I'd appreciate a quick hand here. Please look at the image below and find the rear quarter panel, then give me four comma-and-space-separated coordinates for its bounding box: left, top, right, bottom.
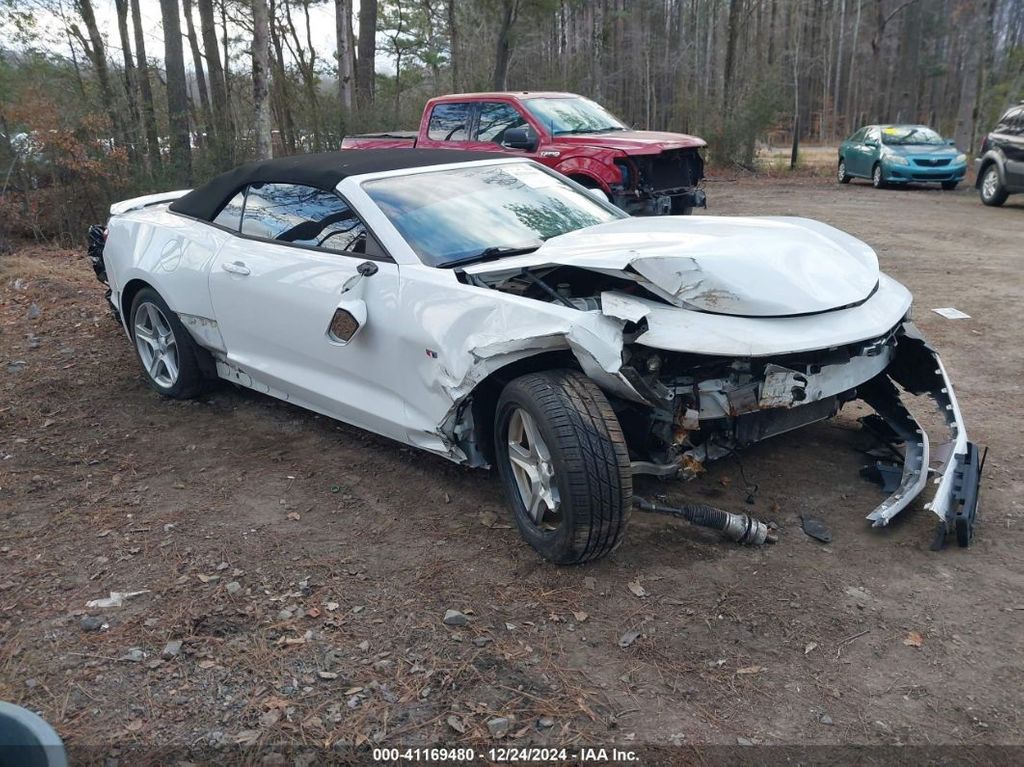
105, 207, 228, 327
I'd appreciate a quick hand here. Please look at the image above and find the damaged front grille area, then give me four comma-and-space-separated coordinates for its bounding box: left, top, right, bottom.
613, 148, 706, 215
618, 331, 899, 475
619, 322, 982, 548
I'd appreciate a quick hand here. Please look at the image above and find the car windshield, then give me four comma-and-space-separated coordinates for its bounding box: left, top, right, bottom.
362, 163, 624, 267
881, 126, 945, 145
523, 97, 628, 135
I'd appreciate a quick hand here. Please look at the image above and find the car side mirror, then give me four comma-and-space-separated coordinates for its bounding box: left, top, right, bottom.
864, 140, 878, 148
341, 260, 378, 295
330, 261, 378, 344
502, 126, 538, 152
946, 138, 956, 146
328, 302, 367, 344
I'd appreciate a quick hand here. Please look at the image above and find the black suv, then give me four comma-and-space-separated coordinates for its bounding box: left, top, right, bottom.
976, 102, 1024, 206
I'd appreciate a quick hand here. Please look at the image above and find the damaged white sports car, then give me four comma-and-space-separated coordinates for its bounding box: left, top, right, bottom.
88, 150, 981, 564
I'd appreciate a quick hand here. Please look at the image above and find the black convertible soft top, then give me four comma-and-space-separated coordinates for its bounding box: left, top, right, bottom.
169, 149, 504, 221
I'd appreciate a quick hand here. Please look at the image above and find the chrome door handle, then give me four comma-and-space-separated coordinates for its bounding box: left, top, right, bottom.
222, 261, 250, 276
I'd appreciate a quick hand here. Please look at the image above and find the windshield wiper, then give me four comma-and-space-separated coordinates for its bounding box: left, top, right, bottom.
440, 245, 541, 269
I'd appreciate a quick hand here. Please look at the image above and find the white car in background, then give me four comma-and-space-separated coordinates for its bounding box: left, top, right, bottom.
88, 150, 981, 563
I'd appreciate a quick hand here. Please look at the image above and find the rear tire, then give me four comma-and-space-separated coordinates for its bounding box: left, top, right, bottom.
979, 165, 1008, 206
837, 158, 851, 184
129, 288, 204, 399
494, 370, 632, 565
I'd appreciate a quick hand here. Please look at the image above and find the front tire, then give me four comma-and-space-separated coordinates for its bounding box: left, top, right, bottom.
837, 158, 851, 184
494, 370, 632, 565
130, 288, 204, 399
941, 180, 958, 191
872, 163, 885, 189
979, 165, 1008, 206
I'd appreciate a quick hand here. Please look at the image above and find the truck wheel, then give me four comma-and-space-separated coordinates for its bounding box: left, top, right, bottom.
130, 287, 204, 399
494, 370, 632, 564
979, 165, 1007, 206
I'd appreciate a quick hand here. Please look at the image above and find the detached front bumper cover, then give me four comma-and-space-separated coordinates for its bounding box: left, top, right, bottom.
860, 323, 982, 547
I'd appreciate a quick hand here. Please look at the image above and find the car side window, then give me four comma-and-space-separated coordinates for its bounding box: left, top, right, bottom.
427, 103, 470, 141
475, 102, 527, 144
213, 189, 246, 231
849, 128, 866, 142
1011, 109, 1024, 135
240, 182, 382, 257
866, 128, 880, 144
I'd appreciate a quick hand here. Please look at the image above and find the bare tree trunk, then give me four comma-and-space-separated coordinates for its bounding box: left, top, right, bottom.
72, 0, 125, 146
130, 0, 161, 172
722, 0, 741, 113
182, 0, 212, 140
492, 0, 519, 90
198, 0, 232, 154
336, 0, 355, 112
252, 0, 273, 159
160, 0, 193, 183
447, 0, 459, 92
113, 0, 142, 163
283, 0, 323, 150
269, 0, 297, 152
833, 0, 846, 136
65, 28, 87, 99
221, 0, 232, 111
355, 0, 378, 107
790, 1, 803, 170
954, 7, 982, 151
846, 0, 862, 127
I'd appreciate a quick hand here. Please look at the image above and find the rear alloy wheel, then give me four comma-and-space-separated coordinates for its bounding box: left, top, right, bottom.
130, 288, 203, 399
837, 158, 851, 184
979, 165, 1008, 206
494, 370, 632, 564
872, 163, 885, 189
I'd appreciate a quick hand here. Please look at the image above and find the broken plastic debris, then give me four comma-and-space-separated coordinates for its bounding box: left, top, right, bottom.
627, 579, 648, 598
932, 307, 970, 320
800, 515, 832, 543
85, 590, 150, 608
618, 629, 642, 648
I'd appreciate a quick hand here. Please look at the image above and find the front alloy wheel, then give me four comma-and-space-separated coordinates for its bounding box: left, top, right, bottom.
872, 164, 885, 189
494, 370, 632, 564
506, 407, 561, 530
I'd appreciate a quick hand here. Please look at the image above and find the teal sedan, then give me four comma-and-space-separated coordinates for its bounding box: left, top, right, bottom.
838, 125, 967, 190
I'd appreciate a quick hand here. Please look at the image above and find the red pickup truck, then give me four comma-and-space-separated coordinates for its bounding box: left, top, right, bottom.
342, 92, 707, 215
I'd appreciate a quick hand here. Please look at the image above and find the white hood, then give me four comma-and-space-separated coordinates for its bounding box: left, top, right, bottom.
464, 216, 880, 318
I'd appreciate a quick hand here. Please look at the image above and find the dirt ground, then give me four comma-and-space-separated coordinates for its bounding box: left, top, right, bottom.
1, 174, 1022, 761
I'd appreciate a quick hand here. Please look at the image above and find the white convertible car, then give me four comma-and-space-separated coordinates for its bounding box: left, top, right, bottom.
88, 150, 981, 563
